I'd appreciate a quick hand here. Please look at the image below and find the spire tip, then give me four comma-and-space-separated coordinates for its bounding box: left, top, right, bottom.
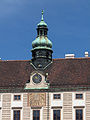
42, 10, 44, 15
41, 10, 44, 21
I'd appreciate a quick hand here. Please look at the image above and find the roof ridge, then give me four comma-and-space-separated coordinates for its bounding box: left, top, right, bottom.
53, 57, 90, 61
0, 60, 31, 62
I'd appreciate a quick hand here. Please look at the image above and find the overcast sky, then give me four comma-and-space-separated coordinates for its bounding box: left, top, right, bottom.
0, 0, 89, 60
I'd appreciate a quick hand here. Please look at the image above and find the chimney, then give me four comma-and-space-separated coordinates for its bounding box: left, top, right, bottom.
65, 54, 75, 59
85, 52, 89, 57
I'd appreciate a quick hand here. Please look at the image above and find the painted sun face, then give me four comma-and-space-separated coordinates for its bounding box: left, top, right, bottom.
32, 73, 42, 84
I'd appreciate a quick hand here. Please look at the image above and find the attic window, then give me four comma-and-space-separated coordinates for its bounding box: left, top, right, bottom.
76, 94, 83, 99
14, 95, 21, 100
53, 94, 61, 99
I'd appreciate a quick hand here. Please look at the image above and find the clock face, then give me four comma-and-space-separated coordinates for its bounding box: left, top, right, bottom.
32, 73, 42, 84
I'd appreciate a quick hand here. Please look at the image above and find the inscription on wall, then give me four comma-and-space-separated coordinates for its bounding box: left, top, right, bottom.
28, 93, 46, 107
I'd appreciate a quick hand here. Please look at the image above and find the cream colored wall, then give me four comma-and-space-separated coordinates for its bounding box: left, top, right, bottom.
63, 92, 72, 120
11, 93, 23, 107
0, 91, 90, 120
50, 91, 87, 120
72, 92, 86, 120
0, 94, 1, 101
72, 92, 85, 106
50, 92, 63, 120
0, 94, 2, 108
0, 94, 2, 120
43, 92, 51, 120
23, 93, 30, 120
0, 109, 1, 120
86, 91, 90, 120
51, 92, 63, 107
2, 93, 11, 120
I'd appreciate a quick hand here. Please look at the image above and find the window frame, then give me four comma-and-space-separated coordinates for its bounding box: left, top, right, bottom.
53, 109, 61, 120
13, 110, 21, 120
75, 109, 83, 120
75, 94, 83, 100
53, 94, 61, 100
14, 95, 21, 101
33, 109, 40, 120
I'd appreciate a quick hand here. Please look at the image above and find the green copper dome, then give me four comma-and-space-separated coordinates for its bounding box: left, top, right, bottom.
32, 10, 52, 51
31, 11, 53, 68
32, 36, 52, 50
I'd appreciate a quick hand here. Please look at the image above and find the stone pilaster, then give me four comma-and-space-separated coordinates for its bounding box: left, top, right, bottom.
63, 93, 72, 120
2, 94, 11, 120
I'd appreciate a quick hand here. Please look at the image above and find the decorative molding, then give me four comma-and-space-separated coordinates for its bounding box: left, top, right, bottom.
74, 106, 85, 108
30, 62, 37, 70
51, 106, 62, 109
31, 107, 42, 109
43, 61, 53, 70
12, 107, 22, 109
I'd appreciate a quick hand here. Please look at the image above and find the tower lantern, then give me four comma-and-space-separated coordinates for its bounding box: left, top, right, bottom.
31, 10, 53, 69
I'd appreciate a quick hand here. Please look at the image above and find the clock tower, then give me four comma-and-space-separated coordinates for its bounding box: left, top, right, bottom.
31, 10, 53, 69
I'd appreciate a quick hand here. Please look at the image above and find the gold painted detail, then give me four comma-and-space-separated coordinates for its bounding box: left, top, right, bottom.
28, 93, 46, 107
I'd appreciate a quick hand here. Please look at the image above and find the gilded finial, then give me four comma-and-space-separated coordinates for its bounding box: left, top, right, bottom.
41, 10, 44, 21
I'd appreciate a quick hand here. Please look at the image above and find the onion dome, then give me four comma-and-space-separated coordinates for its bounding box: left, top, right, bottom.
32, 36, 52, 51
32, 10, 52, 52
31, 10, 53, 69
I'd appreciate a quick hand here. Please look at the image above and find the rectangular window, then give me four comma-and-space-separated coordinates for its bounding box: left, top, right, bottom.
14, 95, 21, 100
76, 94, 83, 99
13, 110, 20, 120
76, 109, 83, 120
53, 94, 61, 99
33, 110, 40, 120
53, 110, 60, 120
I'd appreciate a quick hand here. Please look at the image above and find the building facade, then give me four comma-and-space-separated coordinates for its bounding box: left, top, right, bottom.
0, 11, 90, 120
